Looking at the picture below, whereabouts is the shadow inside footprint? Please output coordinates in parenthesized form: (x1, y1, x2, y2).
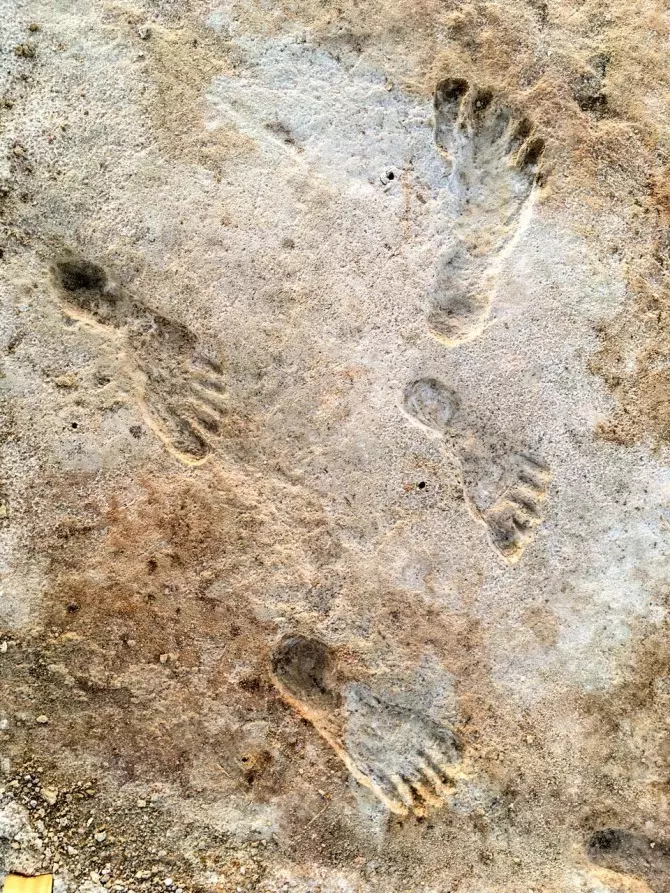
(434, 77, 469, 154)
(52, 252, 228, 465)
(272, 634, 338, 707)
(271, 634, 462, 817)
(54, 257, 108, 295)
(587, 829, 670, 893)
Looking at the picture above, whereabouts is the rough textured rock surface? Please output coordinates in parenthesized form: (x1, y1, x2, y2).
(1, 1, 669, 891)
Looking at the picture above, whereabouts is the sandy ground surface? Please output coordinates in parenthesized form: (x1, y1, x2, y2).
(1, 1, 669, 891)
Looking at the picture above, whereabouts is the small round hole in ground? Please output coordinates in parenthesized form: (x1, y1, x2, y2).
(418, 481, 426, 489)
(387, 171, 395, 180)
(71, 422, 78, 429)
(66, 602, 80, 613)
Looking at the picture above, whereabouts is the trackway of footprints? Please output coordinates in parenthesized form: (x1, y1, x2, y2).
(403, 377, 551, 565)
(429, 78, 545, 345)
(271, 635, 464, 818)
(50, 79, 549, 819)
(52, 255, 227, 466)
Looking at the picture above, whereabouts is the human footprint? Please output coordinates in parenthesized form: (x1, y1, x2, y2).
(429, 78, 546, 345)
(403, 377, 551, 564)
(52, 254, 227, 466)
(271, 634, 463, 817)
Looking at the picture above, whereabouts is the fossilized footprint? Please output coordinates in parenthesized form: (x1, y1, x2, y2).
(52, 255, 227, 466)
(403, 377, 551, 564)
(429, 78, 546, 345)
(587, 829, 670, 893)
(270, 634, 463, 817)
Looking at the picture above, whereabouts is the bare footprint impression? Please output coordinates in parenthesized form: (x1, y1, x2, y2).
(51, 254, 227, 465)
(429, 78, 546, 345)
(271, 635, 463, 817)
(587, 829, 670, 893)
(403, 377, 551, 564)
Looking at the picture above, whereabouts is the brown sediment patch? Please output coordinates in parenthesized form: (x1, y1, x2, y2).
(2, 466, 271, 778)
(0, 452, 370, 885)
(590, 211, 670, 446)
(577, 614, 670, 847)
(107, 7, 255, 170)
(0, 446, 338, 791)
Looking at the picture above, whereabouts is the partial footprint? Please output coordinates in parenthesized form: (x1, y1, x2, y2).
(270, 635, 462, 817)
(403, 377, 551, 564)
(52, 254, 227, 465)
(587, 829, 670, 893)
(429, 78, 546, 345)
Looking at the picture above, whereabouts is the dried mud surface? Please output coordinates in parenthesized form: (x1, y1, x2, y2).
(1, 1, 670, 892)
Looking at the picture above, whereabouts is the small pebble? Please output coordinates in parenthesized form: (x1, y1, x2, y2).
(137, 25, 151, 40)
(36, 715, 49, 724)
(42, 787, 58, 805)
(54, 374, 77, 389)
(14, 44, 36, 58)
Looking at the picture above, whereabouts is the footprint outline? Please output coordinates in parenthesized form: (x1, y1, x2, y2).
(51, 254, 227, 467)
(402, 377, 552, 564)
(429, 78, 546, 346)
(270, 634, 464, 818)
